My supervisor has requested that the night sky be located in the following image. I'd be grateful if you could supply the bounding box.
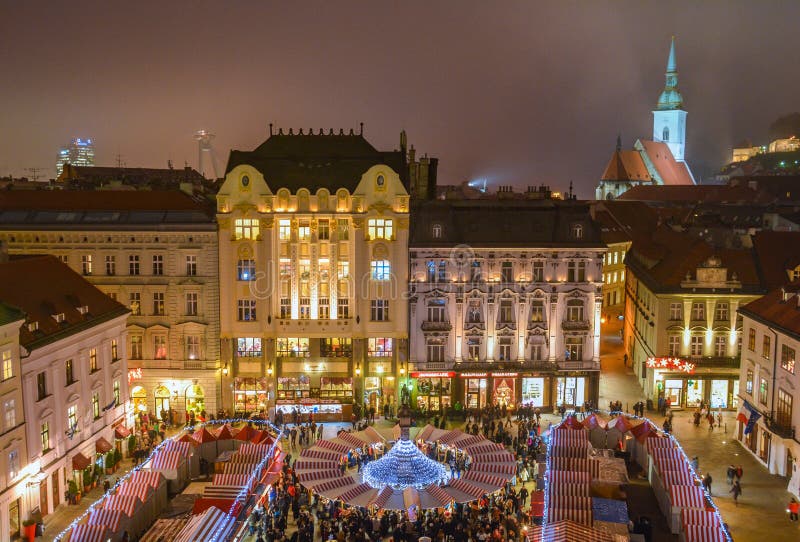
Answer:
[2,1,799,197]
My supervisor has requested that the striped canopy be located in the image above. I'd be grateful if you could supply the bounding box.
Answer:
[338,482,374,503]
[464,442,505,455]
[294,459,338,472]
[661,469,696,487]
[213,473,251,488]
[424,483,455,506]
[547,507,593,526]
[525,520,613,542]
[128,470,164,488]
[447,478,486,499]
[548,494,592,512]
[469,462,516,477]
[162,440,191,455]
[87,508,126,531]
[547,482,590,497]
[315,439,351,454]
[360,426,386,444]
[116,481,153,502]
[230,452,263,464]
[69,524,109,542]
[192,427,217,443]
[646,435,675,451]
[682,524,727,542]
[681,509,721,527]
[547,470,591,484]
[334,431,367,449]
[299,448,343,462]
[369,486,393,509]
[222,463,256,475]
[104,494,141,516]
[668,484,706,508]
[203,485,246,501]
[461,471,508,491]
[140,518,189,542]
[174,506,236,542]
[150,450,185,470]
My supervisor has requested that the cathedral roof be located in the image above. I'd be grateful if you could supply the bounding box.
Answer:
[600,150,652,182]
[637,140,695,185]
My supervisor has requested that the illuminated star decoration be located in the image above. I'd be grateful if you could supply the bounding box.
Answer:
[646,356,695,374]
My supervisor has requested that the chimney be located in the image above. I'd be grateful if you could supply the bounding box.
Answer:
[0,241,8,263]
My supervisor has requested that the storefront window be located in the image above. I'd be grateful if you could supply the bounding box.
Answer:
[234,377,268,414]
[277,375,311,400]
[237,337,262,357]
[320,338,352,357]
[686,380,703,408]
[664,379,683,407]
[277,338,309,357]
[154,385,171,415]
[368,337,393,357]
[493,377,516,407]
[320,377,353,401]
[521,377,544,407]
[710,379,729,409]
[185,384,205,416]
[555,377,585,407]
[131,385,147,414]
[416,377,451,412]
[465,378,487,409]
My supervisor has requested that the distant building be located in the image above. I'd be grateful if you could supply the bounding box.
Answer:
[0,254,129,533]
[408,198,605,412]
[596,38,695,201]
[736,283,800,497]
[56,138,95,176]
[57,164,210,195]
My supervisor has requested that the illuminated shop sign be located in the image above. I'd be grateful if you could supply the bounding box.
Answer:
[410,372,456,378]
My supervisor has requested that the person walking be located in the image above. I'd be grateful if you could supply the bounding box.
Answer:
[726,465,736,485]
[702,473,713,496]
[788,498,799,521]
[735,465,744,481]
[729,480,742,506]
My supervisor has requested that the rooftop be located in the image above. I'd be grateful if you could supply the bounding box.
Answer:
[0,255,129,349]
[739,283,800,340]
[618,184,766,204]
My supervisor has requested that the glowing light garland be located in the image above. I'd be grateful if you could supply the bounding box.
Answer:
[361,439,450,490]
[53,418,283,542]
[541,410,732,542]
[646,356,696,374]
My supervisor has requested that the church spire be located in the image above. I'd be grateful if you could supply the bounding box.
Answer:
[656,36,683,111]
[666,35,676,73]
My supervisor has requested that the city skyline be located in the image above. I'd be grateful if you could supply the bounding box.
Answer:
[2,1,800,196]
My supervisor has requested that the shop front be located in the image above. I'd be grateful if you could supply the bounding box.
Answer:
[154,385,171,417]
[555,376,588,407]
[275,399,350,422]
[410,372,454,413]
[491,373,518,408]
[185,384,205,417]
[460,373,488,410]
[521,376,546,408]
[234,377,268,415]
[131,385,147,415]
[654,373,739,410]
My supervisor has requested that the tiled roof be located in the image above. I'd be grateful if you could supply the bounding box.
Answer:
[0,255,128,349]
[410,199,604,248]
[751,231,800,290]
[0,191,213,226]
[618,185,764,203]
[60,165,206,183]
[638,140,694,185]
[593,201,661,246]
[0,300,25,327]
[600,150,652,182]
[225,132,408,193]
[739,284,800,340]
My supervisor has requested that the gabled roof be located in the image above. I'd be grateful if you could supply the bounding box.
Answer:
[617,185,764,204]
[739,284,800,340]
[592,200,661,245]
[637,140,694,185]
[225,131,408,192]
[751,231,800,290]
[0,255,128,349]
[0,300,25,327]
[600,150,652,182]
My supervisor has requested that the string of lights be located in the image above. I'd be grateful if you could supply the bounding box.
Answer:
[541,410,732,542]
[52,418,282,542]
[361,438,450,490]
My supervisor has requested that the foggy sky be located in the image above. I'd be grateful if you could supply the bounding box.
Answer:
[2,1,799,197]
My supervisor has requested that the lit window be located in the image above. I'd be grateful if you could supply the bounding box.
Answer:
[40,421,50,452]
[237,259,256,281]
[571,223,583,239]
[318,220,330,240]
[67,405,77,433]
[111,339,118,361]
[154,336,167,360]
[82,254,93,275]
[498,337,512,360]
[1,350,12,381]
[186,255,197,276]
[185,292,198,316]
[89,348,98,372]
[368,218,394,240]
[715,302,729,322]
[65,359,75,385]
[781,344,796,374]
[129,292,141,315]
[669,303,682,321]
[237,338,262,357]
[130,335,142,360]
[371,260,391,280]
[4,399,16,430]
[745,369,753,395]
[690,335,703,356]
[92,393,100,419]
[113,381,120,406]
[279,219,291,240]
[105,255,116,275]
[762,335,771,360]
[152,292,165,316]
[276,338,310,357]
[368,338,393,357]
[8,450,19,479]
[432,224,442,239]
[298,221,310,241]
[234,218,260,240]
[186,336,200,360]
[237,299,257,321]
[759,377,768,404]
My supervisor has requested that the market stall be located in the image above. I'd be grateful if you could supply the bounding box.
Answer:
[127,471,168,512]
[147,450,190,493]
[86,509,132,542]
[103,494,146,538]
[173,506,236,542]
[66,524,110,542]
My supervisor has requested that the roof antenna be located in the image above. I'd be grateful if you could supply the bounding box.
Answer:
[569,180,574,199]
[616,133,622,152]
[269,123,273,136]
[360,122,364,136]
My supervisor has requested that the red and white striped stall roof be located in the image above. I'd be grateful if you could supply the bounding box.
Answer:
[294,459,338,472]
[681,509,721,527]
[654,454,688,473]
[682,524,727,542]
[174,506,235,542]
[315,439,351,454]
[549,429,589,443]
[447,478,486,499]
[313,476,358,496]
[128,470,164,488]
[116,481,152,502]
[469,450,514,463]
[297,469,342,485]
[360,426,386,444]
[213,474,251,487]
[162,440,191,455]
[222,463,256,475]
[230,452,264,464]
[104,494,141,516]
[150,451,184,470]
[438,429,466,445]
[299,448,344,462]
[547,494,592,512]
[238,442,269,456]
[338,482,374,503]
[549,457,598,476]
[646,435,675,451]
[547,470,591,484]
[549,445,589,459]
[525,520,613,542]
[468,462,516,477]
[416,425,436,442]
[668,485,706,508]
[461,471,507,490]
[546,482,590,497]
[87,508,126,531]
[69,524,109,542]
[334,432,367,449]
[464,442,505,455]
[369,486,394,509]
[661,469,696,487]
[425,484,455,506]
[547,507,593,526]
[203,484,246,501]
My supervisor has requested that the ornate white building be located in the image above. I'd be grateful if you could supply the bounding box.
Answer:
[216,128,422,420]
[408,198,605,412]
[0,255,129,535]
[0,191,220,422]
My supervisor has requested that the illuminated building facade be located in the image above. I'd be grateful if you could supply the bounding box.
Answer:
[408,199,605,412]
[0,191,220,422]
[217,128,418,420]
[56,138,95,176]
[0,256,128,532]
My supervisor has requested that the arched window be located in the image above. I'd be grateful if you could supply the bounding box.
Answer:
[571,223,583,239]
[662,126,670,142]
[432,224,442,239]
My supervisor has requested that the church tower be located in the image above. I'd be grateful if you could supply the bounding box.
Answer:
[653,37,687,161]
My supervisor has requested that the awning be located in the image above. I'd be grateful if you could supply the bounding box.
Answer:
[115,425,131,439]
[72,452,92,471]
[96,437,113,454]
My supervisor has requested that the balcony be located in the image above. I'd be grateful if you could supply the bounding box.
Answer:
[562,320,591,331]
[421,321,452,332]
[558,360,601,371]
[456,360,556,372]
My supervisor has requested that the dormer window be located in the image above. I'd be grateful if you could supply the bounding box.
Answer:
[77,305,89,315]
[52,313,65,323]
[571,223,583,240]
[28,321,38,333]
[432,224,442,239]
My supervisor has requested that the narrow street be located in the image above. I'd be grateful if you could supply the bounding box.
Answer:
[599,319,800,540]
